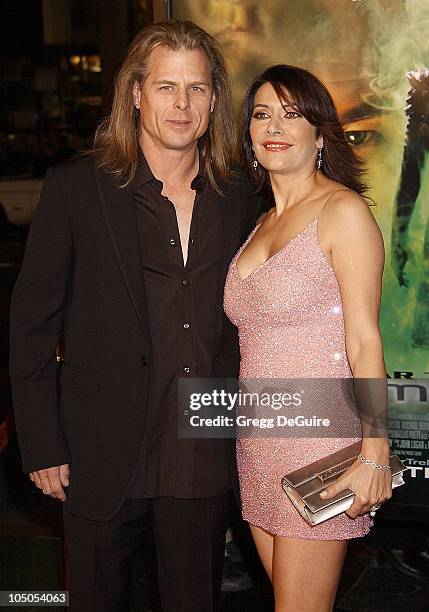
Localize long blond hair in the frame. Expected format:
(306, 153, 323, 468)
(92, 20, 235, 191)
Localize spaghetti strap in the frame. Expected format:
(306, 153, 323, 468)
(315, 187, 352, 220)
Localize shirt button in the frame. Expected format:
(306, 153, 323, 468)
(183, 323, 190, 329)
(169, 238, 176, 246)
(182, 279, 188, 286)
(183, 367, 190, 373)
(140, 355, 148, 366)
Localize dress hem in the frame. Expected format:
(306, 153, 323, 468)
(243, 515, 373, 541)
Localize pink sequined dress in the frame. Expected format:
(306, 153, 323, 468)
(224, 216, 373, 539)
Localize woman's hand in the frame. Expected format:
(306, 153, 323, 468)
(319, 457, 392, 518)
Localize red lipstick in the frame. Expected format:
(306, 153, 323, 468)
(262, 140, 292, 151)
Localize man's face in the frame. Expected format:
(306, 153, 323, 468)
(133, 46, 215, 152)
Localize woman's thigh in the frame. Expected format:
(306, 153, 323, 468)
(272, 535, 348, 612)
(250, 524, 274, 580)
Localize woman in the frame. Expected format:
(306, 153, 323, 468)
(224, 65, 392, 611)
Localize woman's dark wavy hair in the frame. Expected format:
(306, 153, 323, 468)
(239, 64, 367, 195)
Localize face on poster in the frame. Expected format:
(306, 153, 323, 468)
(173, 0, 429, 378)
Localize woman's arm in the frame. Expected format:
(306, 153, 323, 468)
(317, 191, 392, 517)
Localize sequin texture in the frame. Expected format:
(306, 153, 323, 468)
(223, 217, 373, 539)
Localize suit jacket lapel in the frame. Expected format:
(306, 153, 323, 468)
(95, 167, 151, 345)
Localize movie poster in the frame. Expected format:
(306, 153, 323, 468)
(172, 0, 429, 509)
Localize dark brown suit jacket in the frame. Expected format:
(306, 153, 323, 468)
(9, 156, 263, 521)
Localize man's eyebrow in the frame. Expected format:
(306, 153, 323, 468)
(153, 80, 177, 86)
(152, 79, 210, 86)
(188, 81, 211, 87)
(340, 102, 384, 124)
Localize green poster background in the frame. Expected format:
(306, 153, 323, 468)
(173, 0, 429, 510)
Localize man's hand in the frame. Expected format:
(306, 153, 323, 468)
(29, 464, 70, 501)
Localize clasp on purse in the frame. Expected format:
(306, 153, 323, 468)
(316, 458, 355, 483)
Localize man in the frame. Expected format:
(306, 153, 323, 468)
(9, 20, 261, 612)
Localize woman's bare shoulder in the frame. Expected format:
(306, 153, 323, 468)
(321, 185, 372, 224)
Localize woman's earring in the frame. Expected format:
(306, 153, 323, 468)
(253, 157, 258, 170)
(317, 146, 323, 170)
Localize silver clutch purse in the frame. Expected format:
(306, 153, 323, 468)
(281, 441, 408, 526)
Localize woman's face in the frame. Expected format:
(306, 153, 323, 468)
(249, 82, 322, 177)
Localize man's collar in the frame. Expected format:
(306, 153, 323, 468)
(134, 147, 207, 190)
(134, 149, 157, 188)
(191, 159, 207, 190)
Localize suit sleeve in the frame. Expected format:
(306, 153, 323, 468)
(9, 167, 73, 473)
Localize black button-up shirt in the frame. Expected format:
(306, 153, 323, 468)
(128, 153, 231, 498)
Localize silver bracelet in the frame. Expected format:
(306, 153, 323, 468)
(358, 453, 391, 471)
